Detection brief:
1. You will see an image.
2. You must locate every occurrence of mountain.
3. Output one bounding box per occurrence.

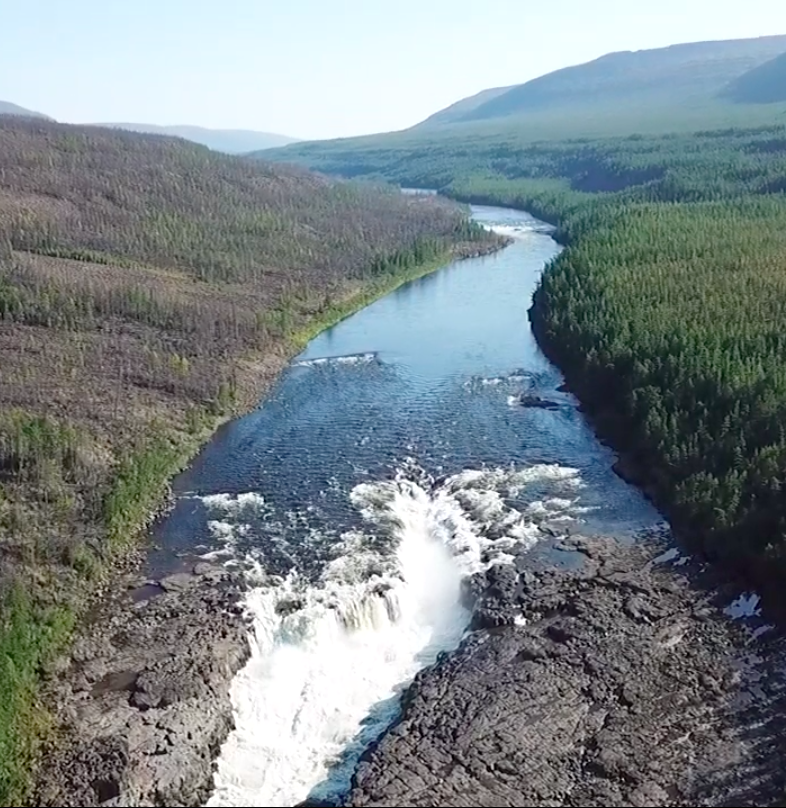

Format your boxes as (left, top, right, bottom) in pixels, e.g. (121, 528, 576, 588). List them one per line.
(416, 85, 516, 127)
(263, 34, 786, 180)
(724, 52, 786, 104)
(93, 123, 298, 153)
(420, 35, 786, 125)
(0, 100, 52, 119)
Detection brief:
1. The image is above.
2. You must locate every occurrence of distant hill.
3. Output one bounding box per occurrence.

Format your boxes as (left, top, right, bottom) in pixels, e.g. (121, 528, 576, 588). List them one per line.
(422, 35, 786, 125)
(93, 122, 298, 153)
(724, 52, 786, 104)
(416, 85, 516, 127)
(0, 100, 52, 120)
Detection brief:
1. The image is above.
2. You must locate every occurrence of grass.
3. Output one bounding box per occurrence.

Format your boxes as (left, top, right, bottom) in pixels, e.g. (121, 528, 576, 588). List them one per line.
(0, 589, 73, 803)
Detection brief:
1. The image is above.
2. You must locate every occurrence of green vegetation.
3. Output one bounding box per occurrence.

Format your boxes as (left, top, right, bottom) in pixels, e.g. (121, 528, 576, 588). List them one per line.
(264, 112, 786, 192)
(0, 116, 498, 805)
(268, 103, 786, 587)
(0, 588, 72, 803)
(532, 195, 786, 570)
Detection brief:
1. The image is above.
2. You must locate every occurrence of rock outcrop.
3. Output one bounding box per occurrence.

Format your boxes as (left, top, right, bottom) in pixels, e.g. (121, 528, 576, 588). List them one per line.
(345, 538, 786, 807)
(35, 564, 250, 807)
(517, 395, 562, 410)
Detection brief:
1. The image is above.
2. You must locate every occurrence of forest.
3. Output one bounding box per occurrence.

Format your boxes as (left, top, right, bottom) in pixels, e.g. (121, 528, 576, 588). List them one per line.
(268, 121, 786, 584)
(0, 116, 497, 804)
(442, 130, 786, 581)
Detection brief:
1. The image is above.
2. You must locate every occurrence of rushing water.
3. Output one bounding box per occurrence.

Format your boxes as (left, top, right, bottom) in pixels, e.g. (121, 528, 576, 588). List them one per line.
(149, 204, 662, 807)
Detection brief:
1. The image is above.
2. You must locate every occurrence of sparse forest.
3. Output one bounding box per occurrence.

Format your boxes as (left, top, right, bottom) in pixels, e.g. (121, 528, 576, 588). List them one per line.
(0, 116, 497, 803)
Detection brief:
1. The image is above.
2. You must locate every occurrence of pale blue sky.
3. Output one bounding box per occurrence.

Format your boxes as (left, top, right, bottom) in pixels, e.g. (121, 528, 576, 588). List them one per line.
(2, 0, 784, 139)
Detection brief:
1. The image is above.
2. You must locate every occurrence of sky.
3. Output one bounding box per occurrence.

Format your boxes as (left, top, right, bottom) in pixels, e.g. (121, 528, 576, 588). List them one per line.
(2, 0, 785, 140)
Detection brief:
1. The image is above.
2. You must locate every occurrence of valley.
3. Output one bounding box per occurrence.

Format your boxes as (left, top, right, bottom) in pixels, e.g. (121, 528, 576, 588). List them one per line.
(3, 25, 786, 808)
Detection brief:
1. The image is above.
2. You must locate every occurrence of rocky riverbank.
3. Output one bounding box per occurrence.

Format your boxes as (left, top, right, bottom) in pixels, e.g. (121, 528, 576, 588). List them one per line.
(34, 563, 250, 807)
(344, 536, 786, 808)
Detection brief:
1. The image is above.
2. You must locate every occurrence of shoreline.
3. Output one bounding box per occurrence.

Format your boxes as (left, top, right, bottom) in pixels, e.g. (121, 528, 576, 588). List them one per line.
(449, 189, 782, 606)
(35, 563, 251, 808)
(31, 234, 511, 807)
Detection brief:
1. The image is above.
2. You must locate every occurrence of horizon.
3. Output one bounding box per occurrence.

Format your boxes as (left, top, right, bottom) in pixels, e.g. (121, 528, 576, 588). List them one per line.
(2, 0, 784, 140)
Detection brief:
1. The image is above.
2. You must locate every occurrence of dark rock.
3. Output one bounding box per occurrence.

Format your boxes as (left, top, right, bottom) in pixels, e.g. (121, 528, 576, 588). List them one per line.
(469, 564, 524, 630)
(459, 571, 488, 610)
(35, 569, 250, 807)
(276, 595, 305, 616)
(343, 538, 786, 808)
(192, 561, 216, 576)
(158, 571, 194, 592)
(517, 394, 561, 410)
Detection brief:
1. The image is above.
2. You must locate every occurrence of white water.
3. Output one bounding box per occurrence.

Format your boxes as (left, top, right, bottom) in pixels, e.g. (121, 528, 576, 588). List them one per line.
(294, 352, 378, 368)
(205, 462, 583, 807)
(485, 222, 545, 239)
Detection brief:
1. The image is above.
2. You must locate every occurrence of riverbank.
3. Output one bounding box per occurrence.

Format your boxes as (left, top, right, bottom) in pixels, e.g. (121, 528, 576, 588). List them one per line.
(24, 235, 509, 807)
(343, 534, 786, 807)
(287, 237, 510, 352)
(35, 564, 250, 807)
(444, 185, 786, 607)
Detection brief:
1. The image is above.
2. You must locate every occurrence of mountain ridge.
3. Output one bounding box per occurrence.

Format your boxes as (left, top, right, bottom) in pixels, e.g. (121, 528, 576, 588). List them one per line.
(415, 85, 516, 127)
(0, 100, 52, 120)
(418, 35, 786, 126)
(91, 122, 299, 153)
(724, 51, 786, 104)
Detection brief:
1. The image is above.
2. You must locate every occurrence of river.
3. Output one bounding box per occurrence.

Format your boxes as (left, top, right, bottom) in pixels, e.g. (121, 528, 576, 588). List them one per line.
(149, 203, 663, 807)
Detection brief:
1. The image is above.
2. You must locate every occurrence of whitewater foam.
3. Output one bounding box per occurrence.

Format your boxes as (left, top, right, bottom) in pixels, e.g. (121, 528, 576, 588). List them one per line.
(205, 460, 584, 807)
(294, 352, 377, 368)
(484, 223, 534, 239)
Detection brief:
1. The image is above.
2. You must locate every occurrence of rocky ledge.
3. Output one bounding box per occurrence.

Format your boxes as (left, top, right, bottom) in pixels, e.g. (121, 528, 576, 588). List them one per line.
(345, 537, 786, 807)
(35, 563, 251, 807)
(453, 235, 514, 260)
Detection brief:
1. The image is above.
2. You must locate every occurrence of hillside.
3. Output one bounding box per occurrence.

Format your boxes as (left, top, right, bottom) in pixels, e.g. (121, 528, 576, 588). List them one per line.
(0, 115, 497, 803)
(93, 122, 298, 153)
(261, 99, 786, 188)
(0, 100, 51, 120)
(415, 85, 515, 127)
(724, 51, 786, 103)
(427, 35, 786, 124)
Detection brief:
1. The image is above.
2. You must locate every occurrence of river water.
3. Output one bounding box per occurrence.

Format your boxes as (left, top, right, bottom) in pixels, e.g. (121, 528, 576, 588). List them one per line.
(150, 203, 662, 807)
